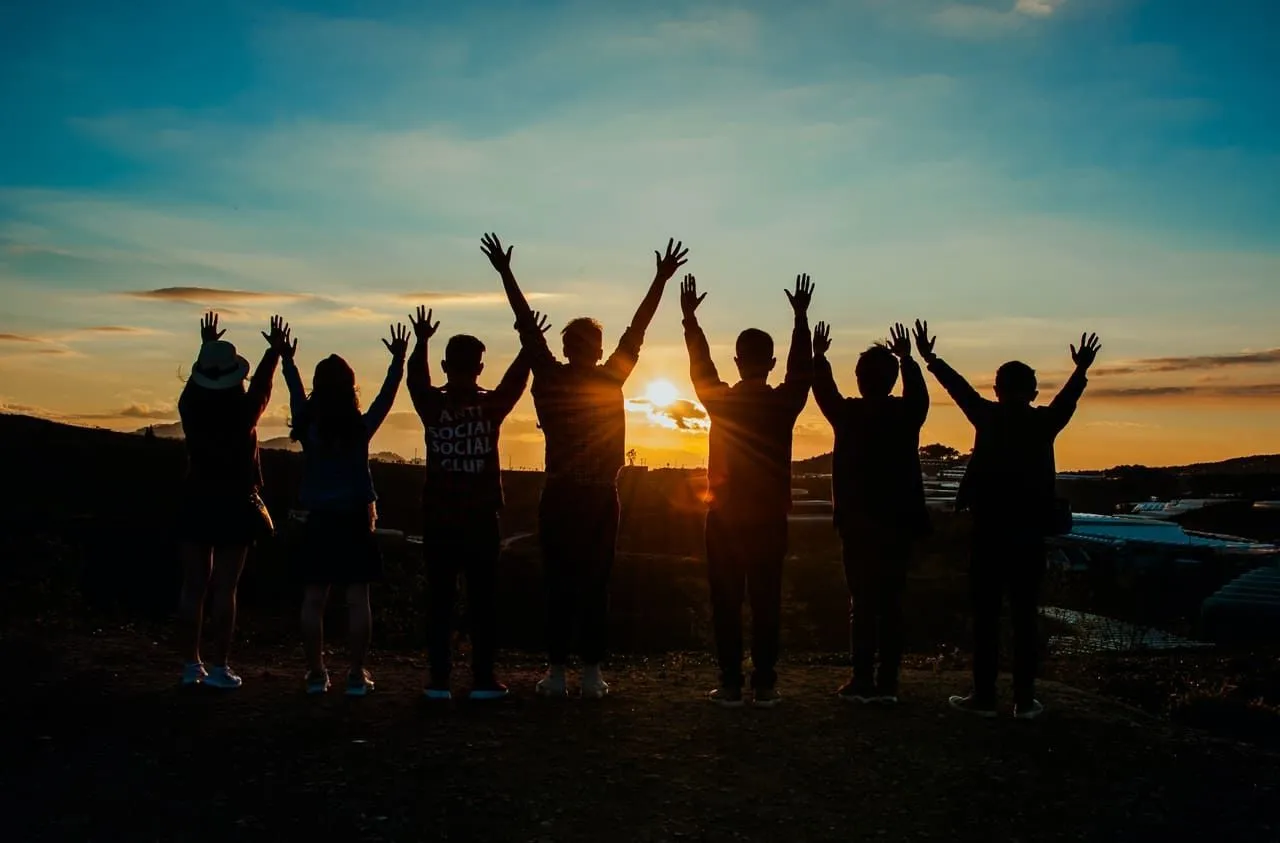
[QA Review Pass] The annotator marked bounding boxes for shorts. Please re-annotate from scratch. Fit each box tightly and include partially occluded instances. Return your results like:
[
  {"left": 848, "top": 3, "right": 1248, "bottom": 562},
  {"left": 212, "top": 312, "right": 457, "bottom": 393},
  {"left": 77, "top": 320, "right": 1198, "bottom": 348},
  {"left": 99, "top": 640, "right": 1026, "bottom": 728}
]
[
  {"left": 295, "top": 507, "right": 383, "bottom": 586},
  {"left": 177, "top": 490, "right": 274, "bottom": 548}
]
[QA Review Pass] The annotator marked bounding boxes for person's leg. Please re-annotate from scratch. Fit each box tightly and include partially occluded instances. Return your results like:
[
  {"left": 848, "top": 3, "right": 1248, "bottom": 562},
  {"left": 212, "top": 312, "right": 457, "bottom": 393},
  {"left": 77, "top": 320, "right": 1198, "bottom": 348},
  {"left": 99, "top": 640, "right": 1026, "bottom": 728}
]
[
  {"left": 464, "top": 514, "right": 502, "bottom": 690},
  {"left": 747, "top": 516, "right": 787, "bottom": 697},
  {"left": 581, "top": 489, "right": 619, "bottom": 694},
  {"left": 538, "top": 487, "right": 574, "bottom": 695},
  {"left": 1009, "top": 535, "right": 1048, "bottom": 711},
  {"left": 875, "top": 533, "right": 911, "bottom": 699},
  {"left": 424, "top": 521, "right": 462, "bottom": 690},
  {"left": 707, "top": 510, "right": 747, "bottom": 692},
  {"left": 967, "top": 528, "right": 1003, "bottom": 708},
  {"left": 840, "top": 529, "right": 878, "bottom": 696},
  {"left": 178, "top": 542, "right": 213, "bottom": 673},
  {"left": 207, "top": 544, "right": 248, "bottom": 668},
  {"left": 345, "top": 582, "right": 373, "bottom": 686},
  {"left": 301, "top": 583, "right": 330, "bottom": 677}
]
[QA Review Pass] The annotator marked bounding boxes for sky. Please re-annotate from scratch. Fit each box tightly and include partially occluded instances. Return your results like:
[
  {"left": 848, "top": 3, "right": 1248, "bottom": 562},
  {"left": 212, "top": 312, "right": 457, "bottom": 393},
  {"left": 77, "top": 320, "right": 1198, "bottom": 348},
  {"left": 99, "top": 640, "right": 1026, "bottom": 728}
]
[{"left": 2, "top": 0, "right": 1278, "bottom": 470}]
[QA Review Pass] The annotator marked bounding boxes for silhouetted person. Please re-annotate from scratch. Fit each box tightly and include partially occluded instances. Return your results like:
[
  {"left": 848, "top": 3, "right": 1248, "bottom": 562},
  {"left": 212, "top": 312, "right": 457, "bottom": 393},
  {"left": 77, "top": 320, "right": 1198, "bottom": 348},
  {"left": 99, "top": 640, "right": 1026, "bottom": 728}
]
[
  {"left": 812, "top": 321, "right": 929, "bottom": 705},
  {"left": 144, "top": 425, "right": 157, "bottom": 443},
  {"left": 175, "top": 312, "right": 283, "bottom": 689},
  {"left": 482, "top": 232, "right": 688, "bottom": 699},
  {"left": 682, "top": 273, "right": 814, "bottom": 708},
  {"left": 283, "top": 323, "right": 409, "bottom": 697},
  {"left": 917, "top": 321, "right": 1101, "bottom": 719},
  {"left": 407, "top": 305, "right": 544, "bottom": 702}
]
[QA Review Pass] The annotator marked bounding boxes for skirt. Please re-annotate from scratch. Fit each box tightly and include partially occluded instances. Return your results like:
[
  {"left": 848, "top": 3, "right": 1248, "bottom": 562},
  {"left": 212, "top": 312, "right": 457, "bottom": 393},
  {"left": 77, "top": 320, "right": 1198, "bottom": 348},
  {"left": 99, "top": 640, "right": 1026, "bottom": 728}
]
[
  {"left": 177, "top": 490, "right": 275, "bottom": 547},
  {"left": 294, "top": 506, "right": 383, "bottom": 585}
]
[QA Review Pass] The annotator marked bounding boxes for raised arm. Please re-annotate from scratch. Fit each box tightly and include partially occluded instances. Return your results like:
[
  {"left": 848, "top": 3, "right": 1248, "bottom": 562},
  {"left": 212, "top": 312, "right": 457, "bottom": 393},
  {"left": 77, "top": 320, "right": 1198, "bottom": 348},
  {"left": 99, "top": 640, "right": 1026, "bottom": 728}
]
[
  {"left": 250, "top": 315, "right": 291, "bottom": 425},
  {"left": 482, "top": 233, "right": 558, "bottom": 375},
  {"left": 490, "top": 349, "right": 534, "bottom": 420},
  {"left": 915, "top": 319, "right": 987, "bottom": 426},
  {"left": 1047, "top": 332, "right": 1101, "bottom": 433},
  {"left": 406, "top": 305, "right": 440, "bottom": 420},
  {"left": 811, "top": 321, "right": 844, "bottom": 424},
  {"left": 364, "top": 323, "right": 409, "bottom": 437},
  {"left": 779, "top": 274, "right": 815, "bottom": 413},
  {"left": 679, "top": 275, "right": 728, "bottom": 405},
  {"left": 603, "top": 238, "right": 689, "bottom": 383},
  {"left": 889, "top": 322, "right": 929, "bottom": 427}
]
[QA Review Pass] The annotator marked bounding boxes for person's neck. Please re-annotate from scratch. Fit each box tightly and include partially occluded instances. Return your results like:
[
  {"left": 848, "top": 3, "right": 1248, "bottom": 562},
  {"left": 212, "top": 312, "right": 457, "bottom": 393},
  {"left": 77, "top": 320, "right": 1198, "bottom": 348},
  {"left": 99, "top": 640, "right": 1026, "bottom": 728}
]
[
  {"left": 446, "top": 379, "right": 480, "bottom": 391},
  {"left": 738, "top": 375, "right": 769, "bottom": 386}
]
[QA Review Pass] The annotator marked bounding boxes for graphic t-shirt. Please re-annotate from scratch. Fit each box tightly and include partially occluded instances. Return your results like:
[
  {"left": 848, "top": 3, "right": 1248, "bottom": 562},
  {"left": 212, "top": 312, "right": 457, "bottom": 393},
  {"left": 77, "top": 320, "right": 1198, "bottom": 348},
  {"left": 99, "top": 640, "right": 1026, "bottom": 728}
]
[{"left": 408, "top": 346, "right": 531, "bottom": 514}]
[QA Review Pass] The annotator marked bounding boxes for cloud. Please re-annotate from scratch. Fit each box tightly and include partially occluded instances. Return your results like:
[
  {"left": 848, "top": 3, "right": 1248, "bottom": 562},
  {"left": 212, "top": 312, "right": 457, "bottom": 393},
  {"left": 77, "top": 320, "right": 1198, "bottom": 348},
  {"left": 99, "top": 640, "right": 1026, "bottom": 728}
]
[
  {"left": 0, "top": 333, "right": 44, "bottom": 343},
  {"left": 1090, "top": 383, "right": 1280, "bottom": 400},
  {"left": 80, "top": 325, "right": 157, "bottom": 335},
  {"left": 927, "top": 0, "right": 1066, "bottom": 39},
  {"left": 124, "top": 287, "right": 312, "bottom": 305},
  {"left": 0, "top": 399, "right": 175, "bottom": 422},
  {"left": 1101, "top": 348, "right": 1280, "bottom": 375},
  {"left": 393, "top": 292, "right": 561, "bottom": 307},
  {"left": 1014, "top": 0, "right": 1066, "bottom": 17},
  {"left": 627, "top": 397, "right": 710, "bottom": 432}
]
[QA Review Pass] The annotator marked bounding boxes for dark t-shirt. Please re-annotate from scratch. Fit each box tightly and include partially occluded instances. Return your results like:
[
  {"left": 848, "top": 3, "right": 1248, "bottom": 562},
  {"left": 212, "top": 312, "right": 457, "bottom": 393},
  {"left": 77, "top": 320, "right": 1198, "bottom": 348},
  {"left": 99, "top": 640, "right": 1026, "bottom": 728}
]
[
  {"left": 408, "top": 345, "right": 530, "bottom": 514},
  {"left": 178, "top": 348, "right": 279, "bottom": 500},
  {"left": 520, "top": 324, "right": 642, "bottom": 486}
]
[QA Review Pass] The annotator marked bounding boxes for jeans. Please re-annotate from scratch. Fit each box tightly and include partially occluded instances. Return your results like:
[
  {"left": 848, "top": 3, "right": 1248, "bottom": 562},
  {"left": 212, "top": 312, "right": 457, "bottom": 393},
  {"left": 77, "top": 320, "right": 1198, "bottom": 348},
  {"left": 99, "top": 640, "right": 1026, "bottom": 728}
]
[
  {"left": 706, "top": 508, "right": 788, "bottom": 691},
  {"left": 970, "top": 523, "right": 1047, "bottom": 706},
  {"left": 425, "top": 512, "right": 501, "bottom": 682},
  {"left": 840, "top": 523, "right": 911, "bottom": 695},
  {"left": 539, "top": 481, "right": 620, "bottom": 665}
]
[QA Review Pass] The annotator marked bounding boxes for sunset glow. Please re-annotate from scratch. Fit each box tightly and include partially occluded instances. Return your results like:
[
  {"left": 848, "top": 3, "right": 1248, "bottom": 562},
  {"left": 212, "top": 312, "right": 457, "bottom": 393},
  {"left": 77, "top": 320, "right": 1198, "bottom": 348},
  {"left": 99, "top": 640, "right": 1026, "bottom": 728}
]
[{"left": 645, "top": 379, "right": 679, "bottom": 409}]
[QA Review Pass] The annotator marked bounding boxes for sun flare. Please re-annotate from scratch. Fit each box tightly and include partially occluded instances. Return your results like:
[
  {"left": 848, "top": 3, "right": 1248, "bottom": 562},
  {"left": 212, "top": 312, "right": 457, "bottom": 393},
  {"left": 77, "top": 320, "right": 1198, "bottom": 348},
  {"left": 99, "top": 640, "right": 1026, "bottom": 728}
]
[{"left": 645, "top": 379, "right": 679, "bottom": 408}]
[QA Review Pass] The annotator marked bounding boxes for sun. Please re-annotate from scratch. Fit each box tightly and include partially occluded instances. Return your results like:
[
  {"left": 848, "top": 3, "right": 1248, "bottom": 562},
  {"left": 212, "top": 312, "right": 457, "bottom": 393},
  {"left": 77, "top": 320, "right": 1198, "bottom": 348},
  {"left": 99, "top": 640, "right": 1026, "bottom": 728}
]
[{"left": 645, "top": 379, "right": 679, "bottom": 408}]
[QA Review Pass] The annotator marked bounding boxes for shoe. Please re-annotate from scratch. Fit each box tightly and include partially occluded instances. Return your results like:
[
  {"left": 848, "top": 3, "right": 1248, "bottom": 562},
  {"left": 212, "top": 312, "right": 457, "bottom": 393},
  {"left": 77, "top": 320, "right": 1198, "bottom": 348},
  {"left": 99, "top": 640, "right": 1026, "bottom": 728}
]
[
  {"left": 1014, "top": 699, "right": 1045, "bottom": 720},
  {"left": 346, "top": 669, "right": 375, "bottom": 697},
  {"left": 536, "top": 668, "right": 568, "bottom": 699},
  {"left": 306, "top": 669, "right": 332, "bottom": 695},
  {"left": 469, "top": 679, "right": 511, "bottom": 702},
  {"left": 837, "top": 681, "right": 879, "bottom": 704},
  {"left": 752, "top": 688, "right": 783, "bottom": 708},
  {"left": 876, "top": 695, "right": 900, "bottom": 706},
  {"left": 181, "top": 662, "right": 208, "bottom": 686},
  {"left": 948, "top": 694, "right": 997, "bottom": 718},
  {"left": 204, "top": 665, "right": 243, "bottom": 690},
  {"left": 424, "top": 676, "right": 452, "bottom": 701},
  {"left": 708, "top": 687, "right": 745, "bottom": 708},
  {"left": 581, "top": 665, "right": 609, "bottom": 700}
]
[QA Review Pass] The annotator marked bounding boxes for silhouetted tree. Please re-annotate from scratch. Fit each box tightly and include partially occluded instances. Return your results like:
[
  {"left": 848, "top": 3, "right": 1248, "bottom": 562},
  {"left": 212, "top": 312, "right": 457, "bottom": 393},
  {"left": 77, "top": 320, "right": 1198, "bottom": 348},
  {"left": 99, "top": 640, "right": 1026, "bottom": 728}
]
[{"left": 919, "top": 443, "right": 962, "bottom": 462}]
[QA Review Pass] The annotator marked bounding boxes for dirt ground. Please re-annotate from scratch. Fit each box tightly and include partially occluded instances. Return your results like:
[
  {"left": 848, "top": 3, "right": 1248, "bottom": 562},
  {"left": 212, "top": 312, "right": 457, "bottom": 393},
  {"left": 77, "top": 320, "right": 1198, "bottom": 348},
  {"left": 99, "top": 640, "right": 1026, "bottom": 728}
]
[{"left": 2, "top": 628, "right": 1277, "bottom": 842}]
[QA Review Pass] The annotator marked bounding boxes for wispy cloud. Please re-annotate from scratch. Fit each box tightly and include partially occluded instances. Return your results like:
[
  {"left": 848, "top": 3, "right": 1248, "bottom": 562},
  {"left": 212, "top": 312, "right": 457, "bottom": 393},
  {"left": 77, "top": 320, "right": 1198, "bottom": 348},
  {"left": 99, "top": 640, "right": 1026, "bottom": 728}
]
[
  {"left": 124, "top": 287, "right": 313, "bottom": 305},
  {"left": 0, "top": 333, "right": 44, "bottom": 343},
  {"left": 392, "top": 292, "right": 561, "bottom": 307},
  {"left": 1095, "top": 348, "right": 1280, "bottom": 376},
  {"left": 627, "top": 397, "right": 710, "bottom": 432}
]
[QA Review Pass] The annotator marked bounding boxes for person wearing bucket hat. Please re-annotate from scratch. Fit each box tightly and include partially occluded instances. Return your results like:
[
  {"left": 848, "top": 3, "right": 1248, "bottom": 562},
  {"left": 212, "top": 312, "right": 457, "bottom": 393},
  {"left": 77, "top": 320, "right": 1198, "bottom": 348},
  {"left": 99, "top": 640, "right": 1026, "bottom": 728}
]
[
  {"left": 283, "top": 322, "right": 409, "bottom": 698},
  {"left": 176, "top": 312, "right": 289, "bottom": 691}
]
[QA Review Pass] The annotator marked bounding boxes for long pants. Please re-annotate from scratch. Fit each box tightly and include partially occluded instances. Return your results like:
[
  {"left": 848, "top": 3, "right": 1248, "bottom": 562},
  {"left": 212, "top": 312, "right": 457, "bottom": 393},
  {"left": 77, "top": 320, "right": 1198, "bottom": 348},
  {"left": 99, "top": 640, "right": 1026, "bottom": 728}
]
[
  {"left": 706, "top": 508, "right": 788, "bottom": 691},
  {"left": 539, "top": 482, "right": 620, "bottom": 665},
  {"left": 425, "top": 512, "right": 500, "bottom": 682},
  {"left": 840, "top": 523, "right": 911, "bottom": 695},
  {"left": 970, "top": 523, "right": 1047, "bottom": 706}
]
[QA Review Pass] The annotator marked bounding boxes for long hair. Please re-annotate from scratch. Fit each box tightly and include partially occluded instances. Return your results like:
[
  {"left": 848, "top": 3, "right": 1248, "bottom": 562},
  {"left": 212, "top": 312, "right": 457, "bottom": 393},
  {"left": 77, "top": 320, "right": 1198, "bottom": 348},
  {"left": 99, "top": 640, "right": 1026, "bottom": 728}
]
[{"left": 290, "top": 354, "right": 365, "bottom": 445}]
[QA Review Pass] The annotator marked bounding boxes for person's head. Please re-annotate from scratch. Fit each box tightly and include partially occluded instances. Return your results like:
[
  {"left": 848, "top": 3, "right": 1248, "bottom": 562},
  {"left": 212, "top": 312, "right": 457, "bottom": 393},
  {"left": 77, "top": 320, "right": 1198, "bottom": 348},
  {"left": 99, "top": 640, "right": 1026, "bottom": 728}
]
[
  {"left": 855, "top": 343, "right": 899, "bottom": 398},
  {"left": 734, "top": 328, "right": 776, "bottom": 381},
  {"left": 190, "top": 340, "right": 249, "bottom": 395},
  {"left": 562, "top": 317, "right": 604, "bottom": 367},
  {"left": 291, "top": 354, "right": 363, "bottom": 443},
  {"left": 443, "top": 334, "right": 486, "bottom": 386},
  {"left": 994, "top": 360, "right": 1038, "bottom": 405}
]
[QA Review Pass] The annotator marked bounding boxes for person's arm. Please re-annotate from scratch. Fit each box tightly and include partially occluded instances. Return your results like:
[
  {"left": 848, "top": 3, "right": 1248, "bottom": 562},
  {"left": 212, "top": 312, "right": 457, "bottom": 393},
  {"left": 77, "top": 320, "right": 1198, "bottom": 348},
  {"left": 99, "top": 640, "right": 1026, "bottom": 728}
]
[
  {"left": 490, "top": 350, "right": 533, "bottom": 420},
  {"left": 810, "top": 322, "right": 843, "bottom": 424},
  {"left": 678, "top": 275, "right": 728, "bottom": 404},
  {"left": 1047, "top": 332, "right": 1102, "bottom": 433},
  {"left": 779, "top": 274, "right": 815, "bottom": 413},
  {"left": 249, "top": 315, "right": 292, "bottom": 424},
  {"left": 480, "top": 233, "right": 559, "bottom": 376},
  {"left": 603, "top": 238, "right": 690, "bottom": 383},
  {"left": 406, "top": 306, "right": 441, "bottom": 420},
  {"left": 914, "top": 319, "right": 988, "bottom": 426},
  {"left": 888, "top": 322, "right": 929, "bottom": 427},
  {"left": 364, "top": 324, "right": 409, "bottom": 437}
]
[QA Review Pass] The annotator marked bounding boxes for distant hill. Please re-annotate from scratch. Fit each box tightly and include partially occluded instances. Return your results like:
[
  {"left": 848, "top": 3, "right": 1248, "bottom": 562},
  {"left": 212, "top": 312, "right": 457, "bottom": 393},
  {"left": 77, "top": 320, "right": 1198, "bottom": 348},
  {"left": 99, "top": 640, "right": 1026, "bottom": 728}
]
[{"left": 260, "top": 436, "right": 301, "bottom": 452}]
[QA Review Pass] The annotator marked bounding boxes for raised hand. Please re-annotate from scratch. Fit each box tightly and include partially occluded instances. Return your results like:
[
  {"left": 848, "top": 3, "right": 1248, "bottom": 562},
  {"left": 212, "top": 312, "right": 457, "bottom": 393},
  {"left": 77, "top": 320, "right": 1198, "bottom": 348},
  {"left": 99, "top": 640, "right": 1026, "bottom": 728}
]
[
  {"left": 200, "top": 311, "right": 226, "bottom": 343},
  {"left": 680, "top": 274, "right": 706, "bottom": 319},
  {"left": 383, "top": 323, "right": 411, "bottom": 358},
  {"left": 1070, "top": 332, "right": 1102, "bottom": 370},
  {"left": 813, "top": 322, "right": 832, "bottom": 356},
  {"left": 654, "top": 238, "right": 689, "bottom": 283},
  {"left": 784, "top": 273, "right": 815, "bottom": 314},
  {"left": 262, "top": 315, "right": 297, "bottom": 360},
  {"left": 410, "top": 306, "right": 440, "bottom": 342},
  {"left": 913, "top": 319, "right": 936, "bottom": 361},
  {"left": 480, "top": 232, "right": 514, "bottom": 273},
  {"left": 888, "top": 322, "right": 912, "bottom": 359},
  {"left": 530, "top": 311, "right": 552, "bottom": 335}
]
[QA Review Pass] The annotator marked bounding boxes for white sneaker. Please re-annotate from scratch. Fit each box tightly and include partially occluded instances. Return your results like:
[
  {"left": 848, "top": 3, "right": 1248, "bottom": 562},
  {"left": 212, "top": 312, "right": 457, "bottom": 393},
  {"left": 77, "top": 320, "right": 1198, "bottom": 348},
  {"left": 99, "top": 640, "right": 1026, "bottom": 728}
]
[
  {"left": 306, "top": 670, "right": 331, "bottom": 695},
  {"left": 536, "top": 668, "right": 568, "bottom": 698},
  {"left": 1014, "top": 699, "right": 1045, "bottom": 720},
  {"left": 181, "top": 662, "right": 208, "bottom": 686},
  {"left": 581, "top": 665, "right": 609, "bottom": 700},
  {"left": 204, "top": 665, "right": 243, "bottom": 690}
]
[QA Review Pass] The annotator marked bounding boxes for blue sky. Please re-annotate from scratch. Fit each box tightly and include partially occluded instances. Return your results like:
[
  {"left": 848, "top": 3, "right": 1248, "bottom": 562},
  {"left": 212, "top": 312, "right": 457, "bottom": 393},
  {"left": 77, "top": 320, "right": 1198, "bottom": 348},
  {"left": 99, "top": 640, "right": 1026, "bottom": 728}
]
[{"left": 2, "top": 0, "right": 1278, "bottom": 468}]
